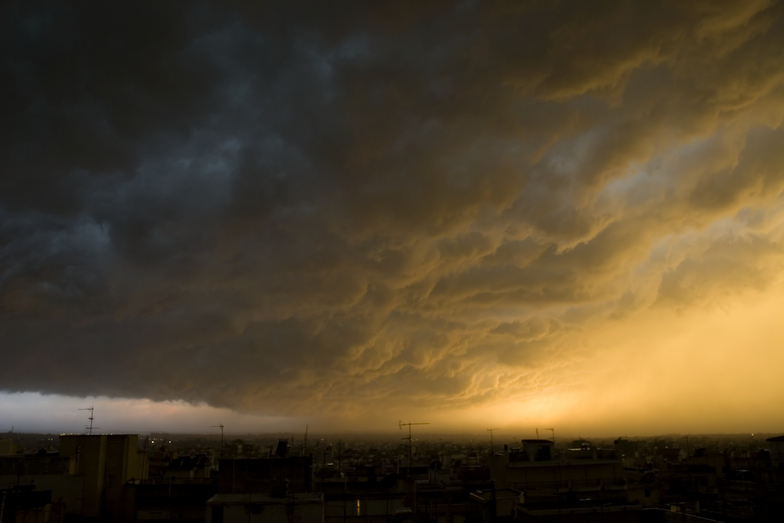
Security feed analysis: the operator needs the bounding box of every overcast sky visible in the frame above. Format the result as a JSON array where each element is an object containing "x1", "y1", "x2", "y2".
[{"x1": 2, "y1": 0, "x2": 784, "y2": 436}]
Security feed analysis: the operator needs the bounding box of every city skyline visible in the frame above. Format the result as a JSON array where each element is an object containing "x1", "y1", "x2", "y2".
[{"x1": 3, "y1": 1, "x2": 784, "y2": 435}]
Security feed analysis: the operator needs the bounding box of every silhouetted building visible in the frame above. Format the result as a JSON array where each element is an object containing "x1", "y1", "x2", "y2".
[
  {"x1": 206, "y1": 492, "x2": 324, "y2": 523},
  {"x1": 470, "y1": 488, "x2": 523, "y2": 523},
  {"x1": 490, "y1": 440, "x2": 626, "y2": 504},
  {"x1": 168, "y1": 455, "x2": 212, "y2": 479},
  {"x1": 0, "y1": 451, "x2": 83, "y2": 516},
  {"x1": 513, "y1": 500, "x2": 641, "y2": 522},
  {"x1": 59, "y1": 434, "x2": 147, "y2": 518},
  {"x1": 0, "y1": 485, "x2": 63, "y2": 523},
  {"x1": 217, "y1": 456, "x2": 312, "y2": 495},
  {"x1": 767, "y1": 435, "x2": 784, "y2": 463},
  {"x1": 128, "y1": 478, "x2": 218, "y2": 522},
  {"x1": 613, "y1": 438, "x2": 637, "y2": 459},
  {"x1": 275, "y1": 439, "x2": 289, "y2": 458},
  {"x1": 0, "y1": 437, "x2": 17, "y2": 456}
]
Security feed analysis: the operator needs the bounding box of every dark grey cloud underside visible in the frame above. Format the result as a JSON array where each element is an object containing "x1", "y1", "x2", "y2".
[{"x1": 2, "y1": 0, "x2": 784, "y2": 416}]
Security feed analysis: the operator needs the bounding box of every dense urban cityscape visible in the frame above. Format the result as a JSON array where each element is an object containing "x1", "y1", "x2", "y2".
[{"x1": 2, "y1": 426, "x2": 784, "y2": 522}]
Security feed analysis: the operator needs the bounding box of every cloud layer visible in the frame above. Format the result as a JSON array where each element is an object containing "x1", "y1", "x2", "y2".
[{"x1": 2, "y1": 0, "x2": 784, "y2": 430}]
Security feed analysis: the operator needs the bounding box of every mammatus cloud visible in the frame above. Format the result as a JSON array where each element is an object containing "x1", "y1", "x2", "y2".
[{"x1": 2, "y1": 0, "x2": 784, "y2": 431}]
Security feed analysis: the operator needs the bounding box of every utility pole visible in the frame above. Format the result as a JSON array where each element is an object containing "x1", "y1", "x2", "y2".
[
  {"x1": 211, "y1": 424, "x2": 224, "y2": 453},
  {"x1": 79, "y1": 407, "x2": 98, "y2": 435},
  {"x1": 487, "y1": 429, "x2": 501, "y2": 453},
  {"x1": 399, "y1": 421, "x2": 429, "y2": 469}
]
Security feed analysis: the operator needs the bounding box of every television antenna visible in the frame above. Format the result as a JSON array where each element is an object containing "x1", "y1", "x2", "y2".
[
  {"x1": 399, "y1": 420, "x2": 429, "y2": 468},
  {"x1": 487, "y1": 428, "x2": 501, "y2": 453},
  {"x1": 79, "y1": 407, "x2": 99, "y2": 435},
  {"x1": 545, "y1": 428, "x2": 555, "y2": 443},
  {"x1": 210, "y1": 424, "x2": 224, "y2": 450}
]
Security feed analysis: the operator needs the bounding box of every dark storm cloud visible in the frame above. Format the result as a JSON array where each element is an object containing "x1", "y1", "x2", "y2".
[{"x1": 2, "y1": 0, "x2": 784, "y2": 418}]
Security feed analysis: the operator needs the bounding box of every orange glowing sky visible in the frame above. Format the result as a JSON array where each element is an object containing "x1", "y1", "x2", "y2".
[{"x1": 2, "y1": 0, "x2": 784, "y2": 436}]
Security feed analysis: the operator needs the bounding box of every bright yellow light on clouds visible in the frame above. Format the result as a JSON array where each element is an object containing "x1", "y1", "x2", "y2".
[
  {"x1": 518, "y1": 283, "x2": 784, "y2": 436},
  {"x1": 332, "y1": 281, "x2": 784, "y2": 437},
  {"x1": 4, "y1": 285, "x2": 784, "y2": 437}
]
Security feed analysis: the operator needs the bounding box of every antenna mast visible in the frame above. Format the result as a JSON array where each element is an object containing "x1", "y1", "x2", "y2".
[
  {"x1": 79, "y1": 407, "x2": 98, "y2": 435},
  {"x1": 487, "y1": 428, "x2": 501, "y2": 453},
  {"x1": 211, "y1": 424, "x2": 224, "y2": 452},
  {"x1": 544, "y1": 428, "x2": 555, "y2": 443},
  {"x1": 399, "y1": 420, "x2": 429, "y2": 469}
]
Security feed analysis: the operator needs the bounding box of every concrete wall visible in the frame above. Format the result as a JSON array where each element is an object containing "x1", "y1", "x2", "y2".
[
  {"x1": 59, "y1": 434, "x2": 146, "y2": 518},
  {"x1": 60, "y1": 435, "x2": 107, "y2": 517}
]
